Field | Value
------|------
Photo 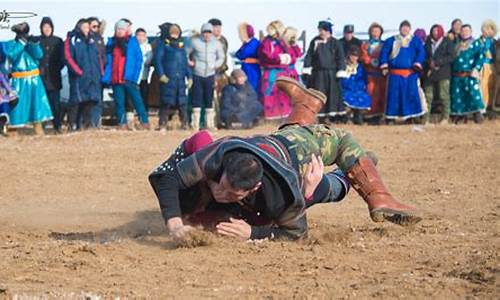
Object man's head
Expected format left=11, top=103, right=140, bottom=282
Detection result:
left=399, top=20, right=411, bottom=37
left=460, top=24, right=472, bottom=40
left=231, top=69, right=247, bottom=85
left=201, top=23, right=213, bottom=42
left=135, top=28, right=147, bottom=44
left=318, top=20, right=332, bottom=40
left=208, top=18, right=222, bottom=38
left=212, top=152, right=263, bottom=203
left=343, top=24, right=354, bottom=41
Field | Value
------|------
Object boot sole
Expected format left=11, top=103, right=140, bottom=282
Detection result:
left=276, top=76, right=327, bottom=104
left=370, top=208, right=422, bottom=226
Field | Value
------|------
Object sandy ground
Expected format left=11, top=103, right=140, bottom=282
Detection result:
left=0, top=121, right=499, bottom=299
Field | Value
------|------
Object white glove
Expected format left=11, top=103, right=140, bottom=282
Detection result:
left=279, top=54, right=292, bottom=65
left=336, top=70, right=349, bottom=78
left=302, top=67, right=312, bottom=75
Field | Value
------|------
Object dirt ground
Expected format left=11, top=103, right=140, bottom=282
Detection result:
left=0, top=121, right=499, bottom=299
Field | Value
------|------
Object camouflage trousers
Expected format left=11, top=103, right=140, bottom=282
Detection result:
left=273, top=124, right=366, bottom=177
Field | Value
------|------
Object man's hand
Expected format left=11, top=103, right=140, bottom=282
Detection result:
left=166, top=217, right=194, bottom=240
left=302, top=155, right=324, bottom=199
left=216, top=218, right=251, bottom=240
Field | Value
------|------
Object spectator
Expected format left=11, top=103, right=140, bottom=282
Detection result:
left=0, top=66, right=18, bottom=135
left=341, top=46, right=372, bottom=124
left=258, top=20, right=295, bottom=120
left=493, top=39, right=500, bottom=112
left=447, top=18, right=463, bottom=47
left=102, top=19, right=150, bottom=130
left=379, top=20, right=425, bottom=123
left=188, top=23, right=224, bottom=130
left=339, top=24, right=362, bottom=58
left=303, top=20, right=346, bottom=123
left=235, top=22, right=260, bottom=92
left=65, top=18, right=103, bottom=130
left=282, top=27, right=302, bottom=81
left=423, top=24, right=456, bottom=124
left=88, top=16, right=107, bottom=128
left=3, top=22, right=53, bottom=135
left=220, top=69, right=262, bottom=129
left=450, top=24, right=485, bottom=123
left=478, top=20, right=497, bottom=111
left=136, top=27, right=153, bottom=111
left=38, top=16, right=64, bottom=133
left=208, top=18, right=230, bottom=104
left=154, top=23, right=191, bottom=130
left=360, top=22, right=386, bottom=124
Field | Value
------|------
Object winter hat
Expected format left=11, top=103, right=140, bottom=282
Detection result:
left=40, top=16, right=54, bottom=36
left=399, top=20, right=411, bottom=29
left=115, top=19, right=128, bottom=31
left=201, top=23, right=213, bottom=33
left=429, top=24, right=444, bottom=41
left=266, top=20, right=285, bottom=38
left=11, top=22, right=30, bottom=35
left=282, top=26, right=298, bottom=46
left=318, top=20, right=333, bottom=33
left=414, top=28, right=426, bottom=43
left=368, top=22, right=384, bottom=39
left=481, top=19, right=498, bottom=37
left=343, top=24, right=354, bottom=33
left=238, top=22, right=255, bottom=42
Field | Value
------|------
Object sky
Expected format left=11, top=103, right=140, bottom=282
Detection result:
left=0, top=0, right=498, bottom=52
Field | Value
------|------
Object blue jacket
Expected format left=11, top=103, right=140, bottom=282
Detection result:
left=64, top=30, right=103, bottom=103
left=102, top=36, right=143, bottom=85
left=154, top=38, right=191, bottom=106
left=235, top=38, right=261, bottom=92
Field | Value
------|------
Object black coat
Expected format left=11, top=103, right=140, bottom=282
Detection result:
left=339, top=37, right=362, bottom=56
left=423, top=37, right=456, bottom=82
left=38, top=35, right=64, bottom=91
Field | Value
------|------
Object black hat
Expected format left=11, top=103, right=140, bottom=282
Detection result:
left=318, top=20, right=333, bottom=33
left=399, top=20, right=411, bottom=29
left=208, top=18, right=222, bottom=26
left=343, top=24, right=354, bottom=33
left=348, top=45, right=360, bottom=56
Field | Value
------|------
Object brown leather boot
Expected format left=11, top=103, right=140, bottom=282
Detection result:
left=347, top=156, right=422, bottom=226
left=33, top=123, right=44, bottom=136
left=276, top=76, right=326, bottom=126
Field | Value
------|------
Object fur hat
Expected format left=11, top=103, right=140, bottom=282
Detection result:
left=399, top=20, right=411, bottom=29
left=282, top=26, right=298, bottom=46
left=481, top=19, right=498, bottom=37
left=238, top=22, right=255, bottom=42
left=266, top=20, right=285, bottom=38
left=368, top=22, right=384, bottom=39
left=115, top=19, right=128, bottom=31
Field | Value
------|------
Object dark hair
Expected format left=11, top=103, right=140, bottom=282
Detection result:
left=208, top=18, right=222, bottom=26
left=223, top=152, right=263, bottom=190
left=135, top=27, right=146, bottom=34
left=461, top=24, right=472, bottom=30
left=120, top=18, right=132, bottom=25
left=399, top=20, right=411, bottom=29
left=87, top=17, right=100, bottom=24
left=451, top=18, right=462, bottom=27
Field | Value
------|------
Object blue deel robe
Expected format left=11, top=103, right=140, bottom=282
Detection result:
left=379, top=35, right=426, bottom=119
left=341, top=63, right=372, bottom=110
left=235, top=38, right=261, bottom=93
left=2, top=39, right=52, bottom=127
